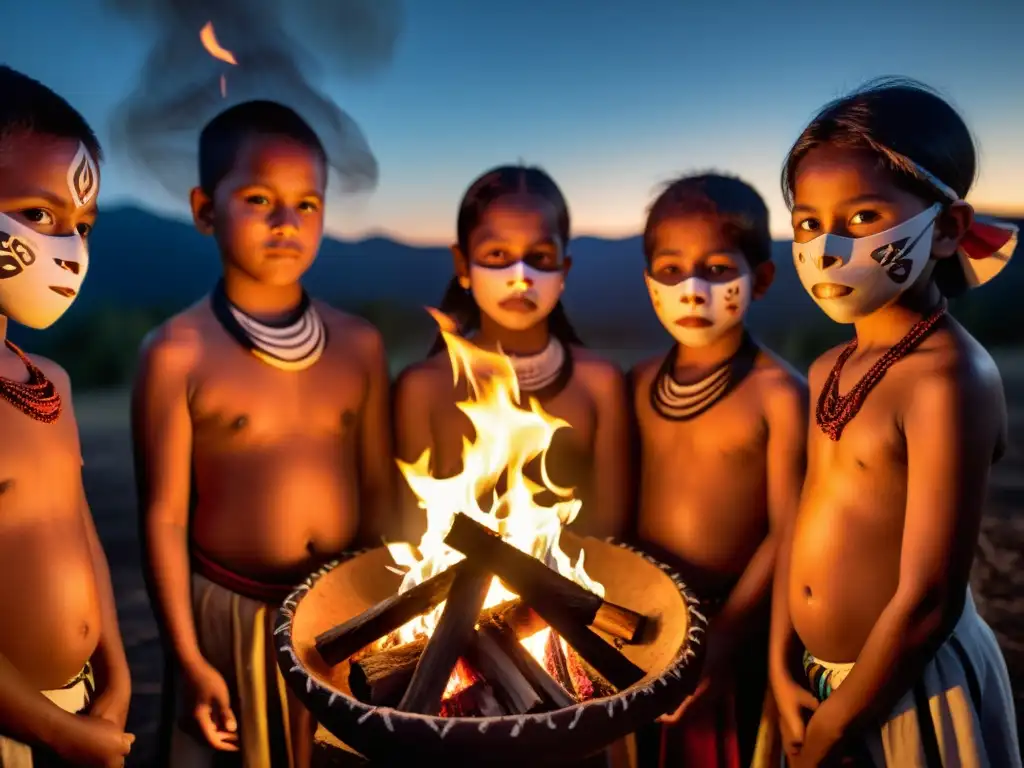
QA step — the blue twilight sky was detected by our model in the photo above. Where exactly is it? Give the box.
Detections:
[5,0,1024,244]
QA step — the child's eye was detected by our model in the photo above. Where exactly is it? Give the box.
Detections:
[245,195,269,206]
[299,200,319,213]
[707,264,730,277]
[850,210,881,226]
[20,208,54,226]
[796,217,819,233]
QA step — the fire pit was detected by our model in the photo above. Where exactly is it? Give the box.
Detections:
[275,531,705,764]
[275,312,707,763]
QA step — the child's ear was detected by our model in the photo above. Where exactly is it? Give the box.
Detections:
[450,244,470,289]
[190,187,215,236]
[752,260,775,299]
[932,201,974,259]
[562,254,573,277]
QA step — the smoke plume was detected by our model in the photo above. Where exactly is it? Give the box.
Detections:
[105,0,403,200]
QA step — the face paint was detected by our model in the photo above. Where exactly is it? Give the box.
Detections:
[67,142,99,208]
[793,204,941,324]
[645,266,752,348]
[469,260,563,331]
[0,212,89,329]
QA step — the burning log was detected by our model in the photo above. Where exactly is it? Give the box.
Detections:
[480,623,575,710]
[544,630,578,701]
[315,561,465,665]
[444,514,646,690]
[467,629,544,714]
[444,513,646,643]
[349,600,546,705]
[398,564,493,715]
[440,681,504,718]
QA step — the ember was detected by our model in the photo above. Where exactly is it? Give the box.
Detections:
[198,21,236,98]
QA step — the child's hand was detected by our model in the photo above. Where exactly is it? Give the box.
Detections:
[54,714,134,768]
[770,668,818,759]
[657,643,733,725]
[185,658,238,751]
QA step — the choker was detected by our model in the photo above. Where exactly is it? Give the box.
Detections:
[650,333,758,421]
[210,280,327,371]
[508,337,573,401]
[0,339,62,423]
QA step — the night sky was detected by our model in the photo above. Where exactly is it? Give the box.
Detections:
[7,0,1023,243]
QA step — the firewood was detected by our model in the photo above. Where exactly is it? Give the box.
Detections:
[482,623,575,710]
[440,681,505,718]
[444,515,646,689]
[315,561,466,666]
[545,630,576,695]
[397,564,492,715]
[444,513,646,642]
[348,600,545,705]
[565,645,616,701]
[467,629,544,714]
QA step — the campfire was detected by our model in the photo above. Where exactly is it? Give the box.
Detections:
[275,311,706,763]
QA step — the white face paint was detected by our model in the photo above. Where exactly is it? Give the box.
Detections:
[468,261,564,331]
[67,142,99,209]
[793,204,941,324]
[645,265,753,348]
[0,212,89,329]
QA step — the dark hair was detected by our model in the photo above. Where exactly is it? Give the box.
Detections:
[643,173,771,268]
[782,76,978,297]
[0,66,102,162]
[428,164,583,356]
[198,100,326,195]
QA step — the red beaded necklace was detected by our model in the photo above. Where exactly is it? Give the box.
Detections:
[816,301,947,442]
[0,339,63,424]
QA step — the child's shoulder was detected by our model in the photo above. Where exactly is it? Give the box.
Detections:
[569,346,629,401]
[21,352,72,397]
[626,350,670,391]
[137,300,210,373]
[314,302,386,359]
[394,352,451,401]
[752,343,809,396]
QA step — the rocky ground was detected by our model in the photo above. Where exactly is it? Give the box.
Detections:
[77,354,1024,766]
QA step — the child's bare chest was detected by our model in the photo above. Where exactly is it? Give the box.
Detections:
[190,351,365,440]
[0,410,82,517]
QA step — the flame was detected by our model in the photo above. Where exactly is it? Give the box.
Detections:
[199,22,237,65]
[384,309,604,655]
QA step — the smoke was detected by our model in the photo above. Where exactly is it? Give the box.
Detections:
[105,0,404,200]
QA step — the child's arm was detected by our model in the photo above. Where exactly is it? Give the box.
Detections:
[79,495,131,727]
[584,364,633,540]
[392,365,437,543]
[132,330,237,750]
[805,370,988,756]
[716,375,807,646]
[355,326,396,547]
[0,651,134,762]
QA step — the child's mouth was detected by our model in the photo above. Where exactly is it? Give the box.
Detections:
[49,286,77,298]
[812,283,853,300]
[499,297,537,313]
[675,316,713,328]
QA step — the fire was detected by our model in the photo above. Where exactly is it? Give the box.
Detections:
[384,309,604,666]
[199,22,236,98]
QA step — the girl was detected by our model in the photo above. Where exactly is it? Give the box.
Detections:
[769,77,1020,766]
[393,164,632,544]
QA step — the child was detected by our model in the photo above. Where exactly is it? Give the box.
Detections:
[393,164,632,542]
[770,77,1020,767]
[630,174,807,768]
[132,100,394,768]
[0,67,134,767]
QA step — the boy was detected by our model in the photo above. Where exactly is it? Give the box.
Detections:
[132,101,393,768]
[771,80,1019,767]
[0,66,134,767]
[629,174,807,767]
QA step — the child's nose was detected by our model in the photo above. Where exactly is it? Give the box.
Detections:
[680,294,706,305]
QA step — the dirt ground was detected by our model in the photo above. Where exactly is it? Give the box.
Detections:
[76,354,1024,766]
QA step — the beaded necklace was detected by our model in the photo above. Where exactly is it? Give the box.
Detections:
[0,339,62,424]
[816,301,947,441]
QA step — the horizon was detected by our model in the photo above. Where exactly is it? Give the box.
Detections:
[6,1,1024,243]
